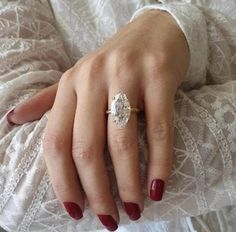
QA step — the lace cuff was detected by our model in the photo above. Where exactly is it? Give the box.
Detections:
[130,2,208,90]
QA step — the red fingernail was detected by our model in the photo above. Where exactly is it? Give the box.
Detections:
[7,109,16,126]
[97,215,118,231]
[63,202,83,220]
[123,202,141,220]
[150,179,165,201]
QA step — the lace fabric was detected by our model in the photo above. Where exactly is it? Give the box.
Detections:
[0,0,236,231]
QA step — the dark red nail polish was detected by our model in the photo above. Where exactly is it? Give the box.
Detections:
[97,215,118,231]
[7,109,16,126]
[63,202,83,220]
[123,202,141,220]
[150,179,165,201]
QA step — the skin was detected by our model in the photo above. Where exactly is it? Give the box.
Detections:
[7,10,190,230]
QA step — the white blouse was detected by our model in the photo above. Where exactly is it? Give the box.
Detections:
[0,0,236,231]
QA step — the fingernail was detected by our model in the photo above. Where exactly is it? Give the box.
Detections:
[63,202,83,220]
[123,202,141,220]
[7,109,16,126]
[150,179,165,201]
[97,215,118,231]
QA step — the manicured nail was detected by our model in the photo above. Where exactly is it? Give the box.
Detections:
[123,202,141,220]
[150,179,165,201]
[63,202,83,220]
[97,215,118,231]
[7,109,16,126]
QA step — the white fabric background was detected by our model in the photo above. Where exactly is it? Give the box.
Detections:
[0,0,236,231]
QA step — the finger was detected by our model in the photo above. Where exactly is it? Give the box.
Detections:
[7,83,58,126]
[72,82,119,231]
[144,76,175,201]
[43,74,84,220]
[107,88,144,221]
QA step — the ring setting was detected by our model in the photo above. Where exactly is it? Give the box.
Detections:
[106,91,140,128]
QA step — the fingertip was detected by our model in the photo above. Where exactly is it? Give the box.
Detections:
[63,202,83,220]
[149,179,165,201]
[6,108,19,126]
[123,202,141,221]
[97,214,118,231]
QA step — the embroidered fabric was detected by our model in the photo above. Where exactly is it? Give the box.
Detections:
[0,0,236,231]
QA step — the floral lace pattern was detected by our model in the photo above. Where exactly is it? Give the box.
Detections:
[0,0,236,231]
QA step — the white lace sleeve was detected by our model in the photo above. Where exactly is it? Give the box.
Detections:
[130,1,236,90]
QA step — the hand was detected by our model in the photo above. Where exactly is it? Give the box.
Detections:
[7,10,189,231]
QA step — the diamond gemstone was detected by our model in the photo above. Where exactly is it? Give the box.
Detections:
[110,91,131,128]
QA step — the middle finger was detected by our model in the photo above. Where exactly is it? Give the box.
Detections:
[73,79,119,231]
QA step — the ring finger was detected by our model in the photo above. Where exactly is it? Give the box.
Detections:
[107,85,144,221]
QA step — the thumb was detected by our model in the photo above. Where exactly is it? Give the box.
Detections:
[7,83,58,126]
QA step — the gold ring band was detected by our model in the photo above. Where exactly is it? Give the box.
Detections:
[106,107,140,114]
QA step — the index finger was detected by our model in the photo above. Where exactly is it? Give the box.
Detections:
[43,73,84,219]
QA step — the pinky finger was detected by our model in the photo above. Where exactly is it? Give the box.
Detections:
[7,83,58,126]
[144,80,175,201]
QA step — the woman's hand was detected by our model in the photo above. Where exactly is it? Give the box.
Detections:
[7,10,189,231]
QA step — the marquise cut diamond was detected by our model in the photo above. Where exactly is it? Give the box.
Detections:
[110,91,131,128]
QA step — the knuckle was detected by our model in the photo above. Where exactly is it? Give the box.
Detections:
[74,54,106,88]
[109,47,130,60]
[155,51,170,69]
[158,155,172,167]
[89,54,104,70]
[72,141,94,163]
[118,182,138,196]
[88,193,108,207]
[143,52,173,84]
[152,155,172,173]
[58,68,77,88]
[144,53,158,65]
[83,54,105,81]
[53,181,69,197]
[149,120,172,141]
[145,52,170,77]
[43,133,65,155]
[110,132,134,155]
[60,68,74,83]
[108,48,136,78]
